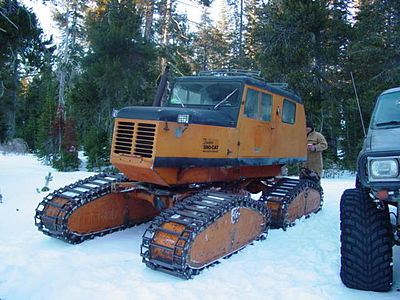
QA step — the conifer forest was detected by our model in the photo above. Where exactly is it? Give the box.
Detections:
[0,0,399,171]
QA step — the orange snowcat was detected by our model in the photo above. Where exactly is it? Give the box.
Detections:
[35,69,323,279]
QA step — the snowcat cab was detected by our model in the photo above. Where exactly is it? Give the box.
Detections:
[110,70,307,186]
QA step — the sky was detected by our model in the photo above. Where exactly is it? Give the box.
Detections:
[177,0,224,26]
[22,0,59,40]
[23,0,225,40]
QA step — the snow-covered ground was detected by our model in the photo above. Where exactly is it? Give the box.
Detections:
[0,154,399,300]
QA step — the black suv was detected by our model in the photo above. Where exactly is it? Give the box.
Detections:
[340,87,400,292]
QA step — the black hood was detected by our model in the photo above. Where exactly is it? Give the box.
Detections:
[363,127,400,153]
[116,106,238,127]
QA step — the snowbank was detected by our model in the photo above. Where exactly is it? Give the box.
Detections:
[0,154,398,300]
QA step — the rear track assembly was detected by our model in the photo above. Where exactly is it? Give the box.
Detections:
[261,178,323,229]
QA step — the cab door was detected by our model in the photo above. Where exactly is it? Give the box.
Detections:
[269,98,307,159]
[238,86,274,160]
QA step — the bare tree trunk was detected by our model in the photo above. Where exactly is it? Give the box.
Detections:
[144,0,154,40]
[58,1,76,112]
[4,48,18,139]
[56,0,80,152]
[57,15,69,152]
[7,56,18,138]
[239,0,243,59]
[161,0,173,68]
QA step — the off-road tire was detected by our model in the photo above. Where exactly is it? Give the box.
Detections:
[355,174,361,189]
[340,188,393,292]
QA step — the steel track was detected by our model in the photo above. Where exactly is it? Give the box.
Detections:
[34,172,133,244]
[140,190,270,279]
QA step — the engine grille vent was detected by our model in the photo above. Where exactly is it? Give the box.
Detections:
[113,121,156,158]
[134,123,156,158]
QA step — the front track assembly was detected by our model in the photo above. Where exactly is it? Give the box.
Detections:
[141,190,269,279]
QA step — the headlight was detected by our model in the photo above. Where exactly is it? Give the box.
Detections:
[177,114,190,124]
[368,158,399,180]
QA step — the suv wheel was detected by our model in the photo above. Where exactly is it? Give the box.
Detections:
[355,174,361,189]
[340,188,393,291]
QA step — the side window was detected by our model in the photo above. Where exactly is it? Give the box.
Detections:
[282,99,296,124]
[261,93,272,122]
[244,89,259,119]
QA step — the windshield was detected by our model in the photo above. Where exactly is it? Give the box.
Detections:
[371,91,400,128]
[168,81,241,108]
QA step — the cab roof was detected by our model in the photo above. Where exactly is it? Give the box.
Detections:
[381,87,400,96]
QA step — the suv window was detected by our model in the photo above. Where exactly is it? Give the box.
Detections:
[371,91,400,128]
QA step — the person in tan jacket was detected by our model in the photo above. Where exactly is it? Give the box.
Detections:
[302,120,328,178]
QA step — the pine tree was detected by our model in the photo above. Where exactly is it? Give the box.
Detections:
[213,0,263,70]
[160,0,173,68]
[136,0,156,40]
[243,0,262,69]
[341,0,400,168]
[16,55,56,151]
[35,69,59,163]
[162,2,194,76]
[67,0,157,169]
[0,0,46,141]
[225,0,245,68]
[45,0,87,170]
[192,7,230,71]
[253,0,353,166]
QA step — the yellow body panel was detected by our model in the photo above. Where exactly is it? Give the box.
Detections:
[156,122,239,159]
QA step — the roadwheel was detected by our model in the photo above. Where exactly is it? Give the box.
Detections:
[340,188,393,292]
